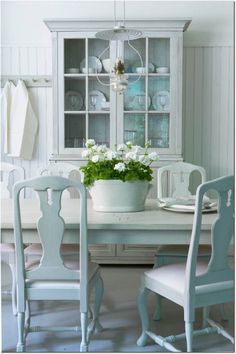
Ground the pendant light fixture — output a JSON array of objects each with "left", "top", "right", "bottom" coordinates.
[{"left": 95, "top": 0, "right": 143, "bottom": 94}]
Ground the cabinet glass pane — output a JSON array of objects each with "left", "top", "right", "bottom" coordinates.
[
  {"left": 148, "top": 76, "right": 170, "bottom": 111},
  {"left": 88, "top": 78, "right": 110, "bottom": 111},
  {"left": 124, "top": 78, "right": 146, "bottom": 111},
  {"left": 65, "top": 114, "right": 85, "bottom": 148},
  {"left": 149, "top": 38, "right": 170, "bottom": 70},
  {"left": 124, "top": 114, "right": 145, "bottom": 146},
  {"left": 89, "top": 114, "right": 110, "bottom": 146},
  {"left": 65, "top": 78, "right": 85, "bottom": 111},
  {"left": 148, "top": 114, "right": 169, "bottom": 148},
  {"left": 124, "top": 38, "right": 146, "bottom": 73},
  {"left": 88, "top": 38, "right": 110, "bottom": 73},
  {"left": 64, "top": 39, "right": 85, "bottom": 73}
]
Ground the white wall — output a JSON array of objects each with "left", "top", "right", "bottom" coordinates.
[
  {"left": 1, "top": 1, "right": 234, "bottom": 47},
  {"left": 1, "top": 0, "right": 234, "bottom": 183}
]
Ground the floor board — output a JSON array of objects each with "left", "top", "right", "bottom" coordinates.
[{"left": 1, "top": 265, "right": 234, "bottom": 352}]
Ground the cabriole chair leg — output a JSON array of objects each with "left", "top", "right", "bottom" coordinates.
[{"left": 137, "top": 287, "right": 150, "bottom": 347}]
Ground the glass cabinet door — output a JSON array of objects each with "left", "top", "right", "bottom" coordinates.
[
  {"left": 61, "top": 36, "right": 112, "bottom": 153},
  {"left": 119, "top": 37, "right": 171, "bottom": 152}
]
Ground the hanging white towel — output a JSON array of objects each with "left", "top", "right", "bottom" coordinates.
[
  {"left": 1, "top": 80, "right": 16, "bottom": 154},
  {"left": 8, "top": 80, "right": 38, "bottom": 160}
]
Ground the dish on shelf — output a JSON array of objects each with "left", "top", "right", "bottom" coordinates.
[
  {"left": 82, "top": 67, "right": 95, "bottom": 74},
  {"left": 88, "top": 90, "right": 106, "bottom": 111},
  {"left": 101, "top": 101, "right": 110, "bottom": 111},
  {"left": 124, "top": 91, "right": 151, "bottom": 110},
  {"left": 65, "top": 91, "right": 83, "bottom": 111},
  {"left": 152, "top": 90, "right": 170, "bottom": 111},
  {"left": 102, "top": 59, "right": 111, "bottom": 73},
  {"left": 156, "top": 66, "right": 169, "bottom": 74},
  {"left": 132, "top": 62, "right": 155, "bottom": 73},
  {"left": 66, "top": 68, "right": 80, "bottom": 74},
  {"left": 80, "top": 56, "right": 102, "bottom": 73}
]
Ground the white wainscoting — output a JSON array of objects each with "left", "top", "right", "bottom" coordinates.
[
  {"left": 1, "top": 46, "right": 234, "bottom": 190},
  {"left": 183, "top": 47, "right": 234, "bottom": 182}
]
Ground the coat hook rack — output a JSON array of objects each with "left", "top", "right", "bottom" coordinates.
[{"left": 1, "top": 75, "right": 52, "bottom": 88}]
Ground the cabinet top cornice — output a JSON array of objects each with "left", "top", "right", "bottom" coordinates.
[{"left": 44, "top": 18, "right": 191, "bottom": 33}]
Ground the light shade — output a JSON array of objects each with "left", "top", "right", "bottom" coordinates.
[{"left": 95, "top": 25, "right": 142, "bottom": 41}]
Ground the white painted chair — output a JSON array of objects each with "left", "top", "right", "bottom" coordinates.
[
  {"left": 13, "top": 175, "right": 104, "bottom": 353},
  {"left": 24, "top": 162, "right": 82, "bottom": 260},
  {"left": 154, "top": 161, "right": 214, "bottom": 322},
  {"left": 137, "top": 175, "right": 234, "bottom": 352},
  {"left": 0, "top": 162, "right": 25, "bottom": 316}
]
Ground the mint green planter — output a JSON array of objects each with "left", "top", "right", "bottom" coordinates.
[{"left": 89, "top": 180, "right": 151, "bottom": 212}]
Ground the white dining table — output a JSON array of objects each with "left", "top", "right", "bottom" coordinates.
[{"left": 1, "top": 198, "right": 217, "bottom": 246}]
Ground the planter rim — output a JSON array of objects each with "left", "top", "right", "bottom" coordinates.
[{"left": 91, "top": 179, "right": 149, "bottom": 186}]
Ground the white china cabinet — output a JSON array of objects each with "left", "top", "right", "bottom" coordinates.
[{"left": 44, "top": 19, "right": 191, "bottom": 264}]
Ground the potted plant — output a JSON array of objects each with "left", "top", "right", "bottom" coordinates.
[{"left": 80, "top": 139, "right": 158, "bottom": 212}]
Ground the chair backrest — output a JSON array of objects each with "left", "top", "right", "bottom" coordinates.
[
  {"left": 185, "top": 175, "right": 234, "bottom": 298},
  {"left": 38, "top": 162, "right": 82, "bottom": 198},
  {"left": 13, "top": 176, "right": 88, "bottom": 310},
  {"left": 0, "top": 162, "right": 25, "bottom": 198},
  {"left": 157, "top": 162, "right": 206, "bottom": 199}
]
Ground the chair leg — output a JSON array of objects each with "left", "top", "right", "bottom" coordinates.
[
  {"left": 153, "top": 294, "right": 162, "bottom": 320},
  {"left": 16, "top": 312, "right": 25, "bottom": 352},
  {"left": 91, "top": 275, "right": 104, "bottom": 333},
  {"left": 8, "top": 262, "right": 17, "bottom": 316},
  {"left": 202, "top": 306, "right": 210, "bottom": 328},
  {"left": 80, "top": 312, "right": 88, "bottom": 352},
  {"left": 137, "top": 287, "right": 150, "bottom": 347},
  {"left": 185, "top": 321, "right": 193, "bottom": 352}
]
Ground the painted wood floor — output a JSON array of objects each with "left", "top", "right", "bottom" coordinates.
[{"left": 1, "top": 265, "right": 234, "bottom": 353}]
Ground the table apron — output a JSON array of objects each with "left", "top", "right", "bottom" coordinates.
[{"left": 1, "top": 228, "right": 212, "bottom": 245}]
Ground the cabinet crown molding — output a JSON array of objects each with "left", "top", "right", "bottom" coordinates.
[{"left": 44, "top": 18, "right": 191, "bottom": 33}]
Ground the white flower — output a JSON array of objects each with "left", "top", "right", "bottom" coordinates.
[
  {"left": 117, "top": 144, "right": 128, "bottom": 152},
  {"left": 114, "top": 162, "right": 126, "bottom": 172},
  {"left": 125, "top": 152, "right": 137, "bottom": 161},
  {"left": 81, "top": 149, "right": 92, "bottom": 158},
  {"left": 126, "top": 141, "right": 133, "bottom": 149},
  {"left": 97, "top": 144, "right": 107, "bottom": 154},
  {"left": 85, "top": 139, "right": 96, "bottom": 148},
  {"left": 105, "top": 151, "right": 117, "bottom": 160},
  {"left": 132, "top": 145, "right": 143, "bottom": 154},
  {"left": 139, "top": 155, "right": 150, "bottom": 165},
  {"left": 148, "top": 152, "right": 158, "bottom": 161},
  {"left": 91, "top": 155, "right": 100, "bottom": 163}
]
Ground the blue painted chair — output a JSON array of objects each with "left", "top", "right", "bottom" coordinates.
[
  {"left": 13, "top": 176, "right": 104, "bottom": 352},
  {"left": 1, "top": 162, "right": 25, "bottom": 316},
  {"left": 154, "top": 162, "right": 226, "bottom": 324},
  {"left": 24, "top": 162, "right": 83, "bottom": 260},
  {"left": 137, "top": 175, "right": 234, "bottom": 352}
]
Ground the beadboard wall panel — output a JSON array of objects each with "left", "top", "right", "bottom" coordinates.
[
  {"left": 183, "top": 46, "right": 234, "bottom": 183},
  {"left": 1, "top": 46, "right": 234, "bottom": 193}
]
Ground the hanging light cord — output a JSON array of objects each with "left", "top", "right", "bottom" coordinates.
[
  {"left": 123, "top": 0, "right": 126, "bottom": 27},
  {"left": 114, "top": 0, "right": 117, "bottom": 27}
]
